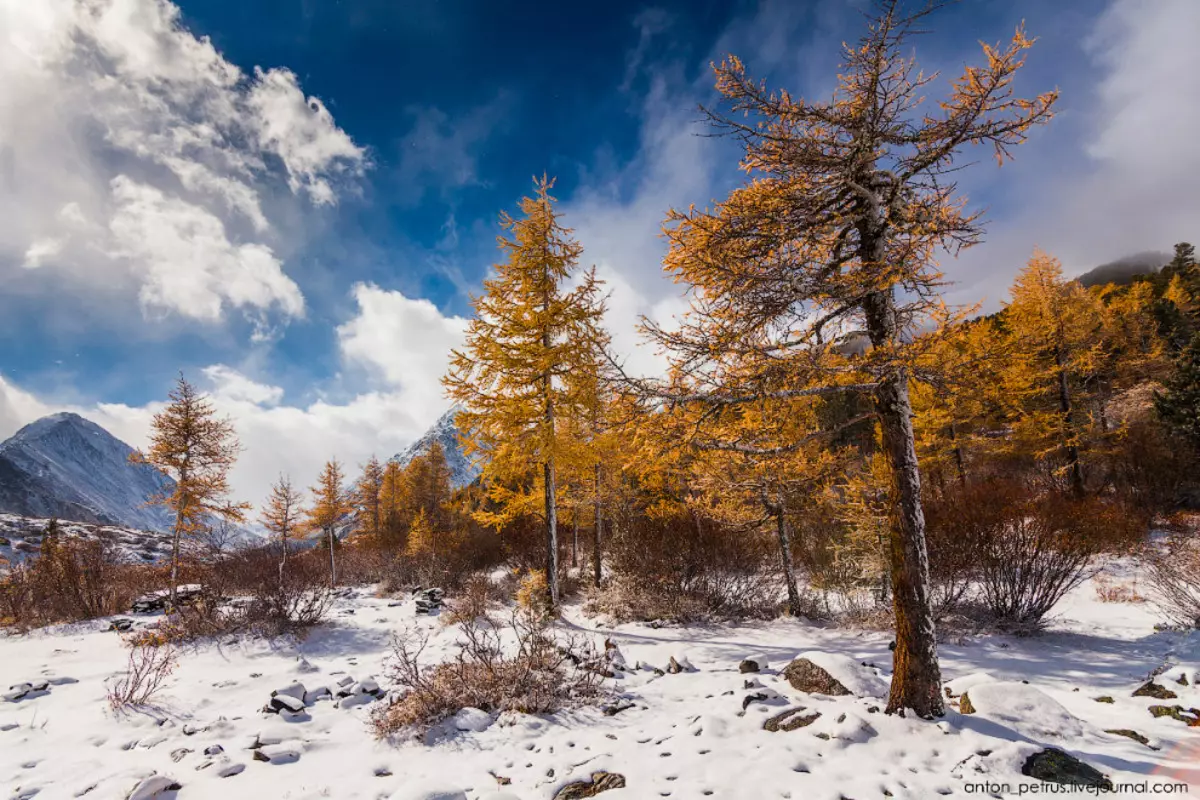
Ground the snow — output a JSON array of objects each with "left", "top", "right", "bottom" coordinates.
[
  {"left": 0, "top": 513, "right": 173, "bottom": 570},
  {"left": 2, "top": 564, "right": 1200, "bottom": 799}
]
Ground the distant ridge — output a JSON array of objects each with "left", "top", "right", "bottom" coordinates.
[{"left": 1076, "top": 251, "right": 1170, "bottom": 288}]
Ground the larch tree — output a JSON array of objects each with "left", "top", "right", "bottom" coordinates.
[
  {"left": 1002, "top": 250, "right": 1104, "bottom": 496},
  {"left": 354, "top": 456, "right": 385, "bottom": 542},
  {"left": 444, "top": 176, "right": 608, "bottom": 607},
  {"left": 307, "top": 458, "right": 352, "bottom": 587},
  {"left": 636, "top": 1, "right": 1057, "bottom": 716},
  {"left": 379, "top": 460, "right": 406, "bottom": 550},
  {"left": 135, "top": 374, "right": 249, "bottom": 605},
  {"left": 261, "top": 475, "right": 304, "bottom": 587}
]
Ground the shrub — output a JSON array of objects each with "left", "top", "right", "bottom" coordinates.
[
  {"left": 1145, "top": 531, "right": 1200, "bottom": 628},
  {"left": 106, "top": 640, "right": 178, "bottom": 711},
  {"left": 515, "top": 570, "right": 552, "bottom": 618},
  {"left": 372, "top": 610, "right": 602, "bottom": 737},
  {"left": 441, "top": 573, "right": 502, "bottom": 627}
]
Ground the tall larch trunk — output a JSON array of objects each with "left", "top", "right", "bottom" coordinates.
[
  {"left": 328, "top": 526, "right": 337, "bottom": 588},
  {"left": 572, "top": 506, "right": 579, "bottom": 568},
  {"left": 592, "top": 461, "right": 603, "bottom": 588},
  {"left": 859, "top": 202, "right": 944, "bottom": 719},
  {"left": 1054, "top": 345, "right": 1085, "bottom": 497},
  {"left": 773, "top": 501, "right": 802, "bottom": 617},
  {"left": 169, "top": 466, "right": 188, "bottom": 608},
  {"left": 948, "top": 421, "right": 967, "bottom": 486}
]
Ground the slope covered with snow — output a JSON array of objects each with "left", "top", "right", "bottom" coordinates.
[
  {"left": 392, "top": 405, "right": 481, "bottom": 489},
  {"left": 0, "top": 513, "right": 173, "bottom": 569},
  {"left": 0, "top": 412, "right": 175, "bottom": 532}
]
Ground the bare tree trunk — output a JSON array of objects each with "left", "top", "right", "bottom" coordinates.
[
  {"left": 774, "top": 505, "right": 802, "bottom": 617},
  {"left": 592, "top": 461, "right": 603, "bottom": 588},
  {"left": 949, "top": 421, "right": 967, "bottom": 486},
  {"left": 327, "top": 527, "right": 337, "bottom": 588},
  {"left": 279, "top": 533, "right": 288, "bottom": 590},
  {"left": 1055, "top": 347, "right": 1085, "bottom": 497},
  {"left": 544, "top": 459, "right": 559, "bottom": 605},
  {"left": 571, "top": 504, "right": 579, "bottom": 568},
  {"left": 863, "top": 287, "right": 945, "bottom": 719},
  {"left": 169, "top": 467, "right": 187, "bottom": 609}
]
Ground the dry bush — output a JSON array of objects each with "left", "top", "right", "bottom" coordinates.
[
  {"left": 1093, "top": 575, "right": 1146, "bottom": 603},
  {"left": 1145, "top": 531, "right": 1200, "bottom": 628},
  {"left": 440, "top": 573, "right": 502, "bottom": 627},
  {"left": 106, "top": 640, "right": 178, "bottom": 710},
  {"left": 596, "top": 510, "right": 777, "bottom": 622},
  {"left": 372, "top": 610, "right": 602, "bottom": 737},
  {"left": 515, "top": 570, "right": 552, "bottom": 618}
]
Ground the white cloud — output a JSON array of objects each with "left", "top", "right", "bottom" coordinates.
[
  {"left": 0, "top": 0, "right": 364, "bottom": 327},
  {"left": 337, "top": 283, "right": 467, "bottom": 409},
  {"left": 108, "top": 177, "right": 304, "bottom": 321}
]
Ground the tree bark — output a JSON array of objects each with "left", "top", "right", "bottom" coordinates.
[
  {"left": 593, "top": 461, "right": 603, "bottom": 588},
  {"left": 544, "top": 459, "right": 559, "bottom": 605},
  {"left": 863, "top": 287, "right": 945, "bottom": 719},
  {"left": 572, "top": 506, "right": 579, "bottom": 568},
  {"left": 949, "top": 421, "right": 967, "bottom": 486},
  {"left": 1054, "top": 346, "right": 1085, "bottom": 497},
  {"left": 169, "top": 466, "right": 188, "bottom": 608},
  {"left": 773, "top": 504, "right": 802, "bottom": 617},
  {"left": 327, "top": 526, "right": 337, "bottom": 588}
]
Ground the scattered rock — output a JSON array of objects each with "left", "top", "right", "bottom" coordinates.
[
  {"left": 782, "top": 659, "right": 850, "bottom": 696},
  {"left": 739, "top": 656, "right": 766, "bottom": 674},
  {"left": 304, "top": 686, "right": 333, "bottom": 704},
  {"left": 204, "top": 745, "right": 224, "bottom": 756},
  {"left": 1094, "top": 696, "right": 1115, "bottom": 704},
  {"left": 3, "top": 683, "right": 31, "bottom": 702},
  {"left": 1148, "top": 704, "right": 1199, "bottom": 724},
  {"left": 1021, "top": 748, "right": 1112, "bottom": 790},
  {"left": 267, "top": 695, "right": 305, "bottom": 715},
  {"left": 216, "top": 761, "right": 245, "bottom": 778},
  {"left": 602, "top": 700, "right": 635, "bottom": 717},
  {"left": 1105, "top": 729, "right": 1152, "bottom": 746},
  {"left": 271, "top": 682, "right": 307, "bottom": 702},
  {"left": 109, "top": 618, "right": 134, "bottom": 632},
  {"left": 181, "top": 724, "right": 202, "bottom": 736},
  {"left": 1133, "top": 681, "right": 1177, "bottom": 700},
  {"left": 953, "top": 681, "right": 1084, "bottom": 739},
  {"left": 742, "top": 692, "right": 769, "bottom": 710},
  {"left": 553, "top": 771, "right": 626, "bottom": 799},
  {"left": 763, "top": 707, "right": 821, "bottom": 732},
  {"left": 126, "top": 775, "right": 182, "bottom": 800},
  {"left": 254, "top": 743, "right": 301, "bottom": 764}
]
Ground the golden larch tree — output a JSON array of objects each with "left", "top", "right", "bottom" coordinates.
[
  {"left": 444, "top": 176, "right": 608, "bottom": 607},
  {"left": 261, "top": 474, "right": 304, "bottom": 587},
  {"left": 307, "top": 458, "right": 353, "bottom": 587},
  {"left": 354, "top": 456, "right": 385, "bottom": 541},
  {"left": 638, "top": 1, "right": 1057, "bottom": 716},
  {"left": 135, "top": 374, "right": 249, "bottom": 605}
]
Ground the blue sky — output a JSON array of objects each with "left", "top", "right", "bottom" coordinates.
[{"left": 1, "top": 0, "right": 1198, "bottom": 503}]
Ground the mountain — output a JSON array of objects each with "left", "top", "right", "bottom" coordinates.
[
  {"left": 391, "top": 405, "right": 481, "bottom": 489},
  {"left": 1077, "top": 251, "right": 1170, "bottom": 288},
  {"left": 0, "top": 412, "right": 175, "bottom": 531}
]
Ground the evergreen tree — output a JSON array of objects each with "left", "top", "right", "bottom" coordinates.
[
  {"left": 306, "top": 459, "right": 352, "bottom": 587},
  {"left": 134, "top": 374, "right": 249, "bottom": 605},
  {"left": 1155, "top": 333, "right": 1200, "bottom": 451},
  {"left": 444, "top": 176, "right": 608, "bottom": 607}
]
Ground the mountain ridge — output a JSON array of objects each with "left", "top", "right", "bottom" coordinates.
[{"left": 391, "top": 405, "right": 481, "bottom": 489}]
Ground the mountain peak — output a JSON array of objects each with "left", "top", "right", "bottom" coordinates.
[{"left": 391, "top": 405, "right": 480, "bottom": 489}]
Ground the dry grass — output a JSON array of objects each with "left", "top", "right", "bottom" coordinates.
[
  {"left": 1093, "top": 575, "right": 1147, "bottom": 604},
  {"left": 106, "top": 640, "right": 178, "bottom": 711}
]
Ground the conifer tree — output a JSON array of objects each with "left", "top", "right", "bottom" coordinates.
[
  {"left": 635, "top": 2, "right": 1056, "bottom": 716},
  {"left": 307, "top": 459, "right": 352, "bottom": 587},
  {"left": 1002, "top": 251, "right": 1104, "bottom": 495},
  {"left": 261, "top": 475, "right": 304, "bottom": 586},
  {"left": 354, "top": 457, "right": 385, "bottom": 541},
  {"left": 445, "top": 176, "right": 608, "bottom": 607},
  {"left": 403, "top": 442, "right": 454, "bottom": 533},
  {"left": 135, "top": 374, "right": 249, "bottom": 605},
  {"left": 379, "top": 460, "right": 406, "bottom": 549},
  {"left": 1155, "top": 333, "right": 1200, "bottom": 451}
]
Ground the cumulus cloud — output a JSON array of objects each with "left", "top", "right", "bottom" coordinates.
[{"left": 0, "top": 0, "right": 364, "bottom": 326}]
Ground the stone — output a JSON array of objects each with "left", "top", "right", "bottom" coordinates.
[
  {"left": 959, "top": 692, "right": 976, "bottom": 714},
  {"left": 1105, "top": 729, "right": 1151, "bottom": 746},
  {"left": 782, "top": 658, "right": 851, "bottom": 696},
  {"left": 267, "top": 695, "right": 305, "bottom": 714},
  {"left": 1133, "top": 681, "right": 1177, "bottom": 700},
  {"left": 3, "top": 683, "right": 31, "bottom": 702},
  {"left": 738, "top": 656, "right": 766, "bottom": 673},
  {"left": 254, "top": 743, "right": 301, "bottom": 764},
  {"left": 217, "top": 761, "right": 245, "bottom": 778},
  {"left": 126, "top": 775, "right": 182, "bottom": 800},
  {"left": 204, "top": 745, "right": 224, "bottom": 756},
  {"left": 552, "top": 772, "right": 627, "bottom": 799},
  {"left": 304, "top": 686, "right": 333, "bottom": 704},
  {"left": 109, "top": 618, "right": 134, "bottom": 632},
  {"left": 271, "top": 682, "right": 307, "bottom": 702},
  {"left": 602, "top": 700, "right": 634, "bottom": 716},
  {"left": 1021, "top": 748, "right": 1112, "bottom": 790},
  {"left": 1094, "top": 696, "right": 1115, "bottom": 704},
  {"left": 763, "top": 707, "right": 821, "bottom": 732}
]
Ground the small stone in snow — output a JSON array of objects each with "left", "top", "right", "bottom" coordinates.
[
  {"left": 217, "top": 761, "right": 245, "bottom": 778},
  {"left": 126, "top": 774, "right": 182, "bottom": 800},
  {"left": 271, "top": 682, "right": 307, "bottom": 702},
  {"left": 738, "top": 657, "right": 765, "bottom": 674},
  {"left": 204, "top": 745, "right": 224, "bottom": 756},
  {"left": 1132, "top": 681, "right": 1178, "bottom": 700},
  {"left": 268, "top": 695, "right": 305, "bottom": 714}
]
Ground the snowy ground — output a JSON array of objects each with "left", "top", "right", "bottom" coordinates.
[
  {"left": 3, "top": 561, "right": 1199, "bottom": 800},
  {"left": 0, "top": 514, "right": 171, "bottom": 569}
]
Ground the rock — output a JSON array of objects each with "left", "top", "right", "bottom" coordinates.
[
  {"left": 782, "top": 652, "right": 889, "bottom": 698},
  {"left": 1105, "top": 729, "right": 1151, "bottom": 746},
  {"left": 763, "top": 707, "right": 821, "bottom": 732},
  {"left": 126, "top": 775, "right": 182, "bottom": 800},
  {"left": 782, "top": 659, "right": 850, "bottom": 696},
  {"left": 109, "top": 618, "right": 134, "bottom": 632},
  {"left": 254, "top": 743, "right": 301, "bottom": 764},
  {"left": 354, "top": 678, "right": 382, "bottom": 697},
  {"left": 1094, "top": 696, "right": 1115, "bottom": 704},
  {"left": 954, "top": 681, "right": 1084, "bottom": 739},
  {"left": 553, "top": 772, "right": 626, "bottom": 799},
  {"left": 388, "top": 783, "right": 468, "bottom": 800},
  {"left": 271, "top": 682, "right": 307, "bottom": 702},
  {"left": 267, "top": 695, "right": 305, "bottom": 714},
  {"left": 602, "top": 700, "right": 634, "bottom": 717},
  {"left": 304, "top": 686, "right": 333, "bottom": 704},
  {"left": 3, "top": 683, "right": 31, "bottom": 702},
  {"left": 216, "top": 761, "right": 245, "bottom": 778},
  {"left": 1133, "top": 681, "right": 1178, "bottom": 700},
  {"left": 454, "top": 707, "right": 493, "bottom": 732},
  {"left": 204, "top": 745, "right": 224, "bottom": 756},
  {"left": 181, "top": 724, "right": 202, "bottom": 736},
  {"left": 1148, "top": 704, "right": 1199, "bottom": 724},
  {"left": 29, "top": 680, "right": 49, "bottom": 692},
  {"left": 739, "top": 656, "right": 766, "bottom": 673},
  {"left": 336, "top": 675, "right": 355, "bottom": 689},
  {"left": 959, "top": 692, "right": 976, "bottom": 714},
  {"left": 46, "top": 676, "right": 78, "bottom": 686},
  {"left": 1021, "top": 748, "right": 1112, "bottom": 790},
  {"left": 742, "top": 691, "right": 770, "bottom": 710}
]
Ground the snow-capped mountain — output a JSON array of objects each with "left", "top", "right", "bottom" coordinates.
[
  {"left": 0, "top": 412, "right": 175, "bottom": 532},
  {"left": 391, "top": 405, "right": 481, "bottom": 489}
]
